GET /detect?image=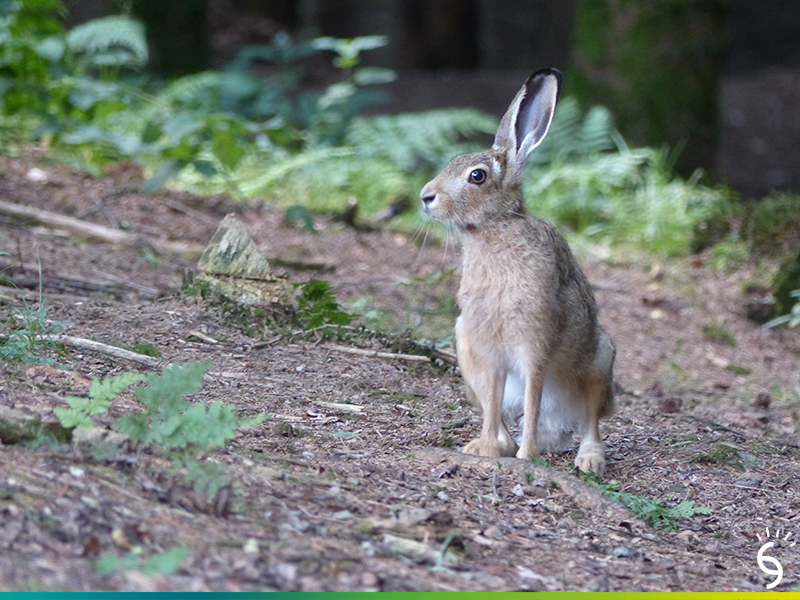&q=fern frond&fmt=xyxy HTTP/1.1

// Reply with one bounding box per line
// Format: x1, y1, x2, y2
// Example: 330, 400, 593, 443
156, 71, 227, 108
345, 108, 497, 172
67, 15, 148, 69
529, 96, 617, 165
